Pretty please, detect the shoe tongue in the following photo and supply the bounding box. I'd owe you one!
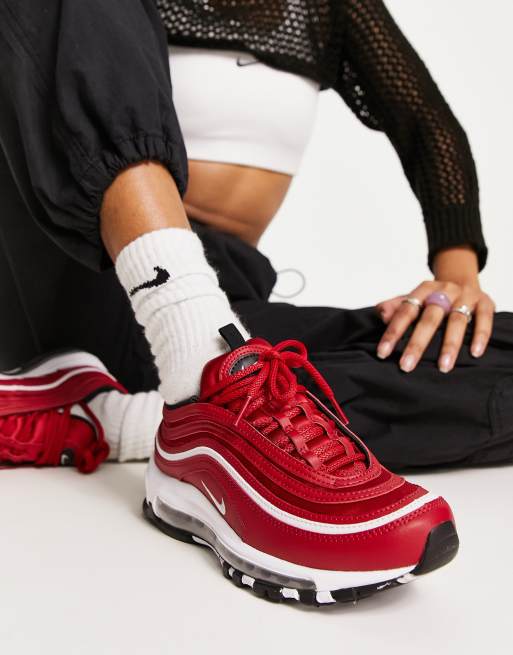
[200,338,270,394]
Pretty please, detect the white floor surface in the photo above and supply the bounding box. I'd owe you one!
[1,461,511,655]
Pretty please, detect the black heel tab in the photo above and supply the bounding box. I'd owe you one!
[219,324,247,351]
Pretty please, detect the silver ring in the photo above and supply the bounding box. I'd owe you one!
[451,304,473,323]
[401,297,422,310]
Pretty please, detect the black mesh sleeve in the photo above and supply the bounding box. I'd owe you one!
[335,0,487,270]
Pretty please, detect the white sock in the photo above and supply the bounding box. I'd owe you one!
[88,390,163,462]
[115,228,249,404]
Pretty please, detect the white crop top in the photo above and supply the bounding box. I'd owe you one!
[168,46,320,175]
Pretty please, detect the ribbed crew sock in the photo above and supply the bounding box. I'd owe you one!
[87,390,163,461]
[115,227,250,405]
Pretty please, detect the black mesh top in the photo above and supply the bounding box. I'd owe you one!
[156,0,487,269]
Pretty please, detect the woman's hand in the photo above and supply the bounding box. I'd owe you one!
[375,246,495,373]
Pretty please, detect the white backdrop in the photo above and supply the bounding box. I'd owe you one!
[261,0,513,312]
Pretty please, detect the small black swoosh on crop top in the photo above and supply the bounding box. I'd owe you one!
[236,57,259,67]
[129,266,171,297]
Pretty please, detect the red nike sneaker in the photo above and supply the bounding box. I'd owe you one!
[0,351,126,473]
[144,325,459,606]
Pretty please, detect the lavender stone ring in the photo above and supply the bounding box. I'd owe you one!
[424,291,452,316]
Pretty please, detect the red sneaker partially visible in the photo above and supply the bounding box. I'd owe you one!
[145,325,459,606]
[0,351,126,473]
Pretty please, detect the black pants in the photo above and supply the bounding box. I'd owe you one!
[2,149,513,470]
[1,1,513,470]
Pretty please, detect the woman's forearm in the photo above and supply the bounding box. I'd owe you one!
[100,161,190,262]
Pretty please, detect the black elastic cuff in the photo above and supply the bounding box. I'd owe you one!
[76,132,189,271]
[425,204,488,272]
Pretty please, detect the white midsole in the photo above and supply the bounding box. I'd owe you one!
[0,351,110,390]
[0,351,108,381]
[145,457,415,593]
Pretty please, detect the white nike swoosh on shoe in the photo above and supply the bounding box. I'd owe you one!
[157,443,439,535]
[201,480,226,515]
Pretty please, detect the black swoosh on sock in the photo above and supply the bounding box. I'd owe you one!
[129,266,171,297]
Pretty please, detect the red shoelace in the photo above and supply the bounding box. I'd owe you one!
[201,340,366,474]
[0,402,109,474]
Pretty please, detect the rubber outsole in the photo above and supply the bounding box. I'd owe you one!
[142,500,459,606]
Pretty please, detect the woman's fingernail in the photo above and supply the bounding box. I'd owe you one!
[471,342,484,358]
[439,354,453,373]
[377,341,392,359]
[400,354,415,372]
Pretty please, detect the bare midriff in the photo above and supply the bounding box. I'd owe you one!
[183,160,293,246]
